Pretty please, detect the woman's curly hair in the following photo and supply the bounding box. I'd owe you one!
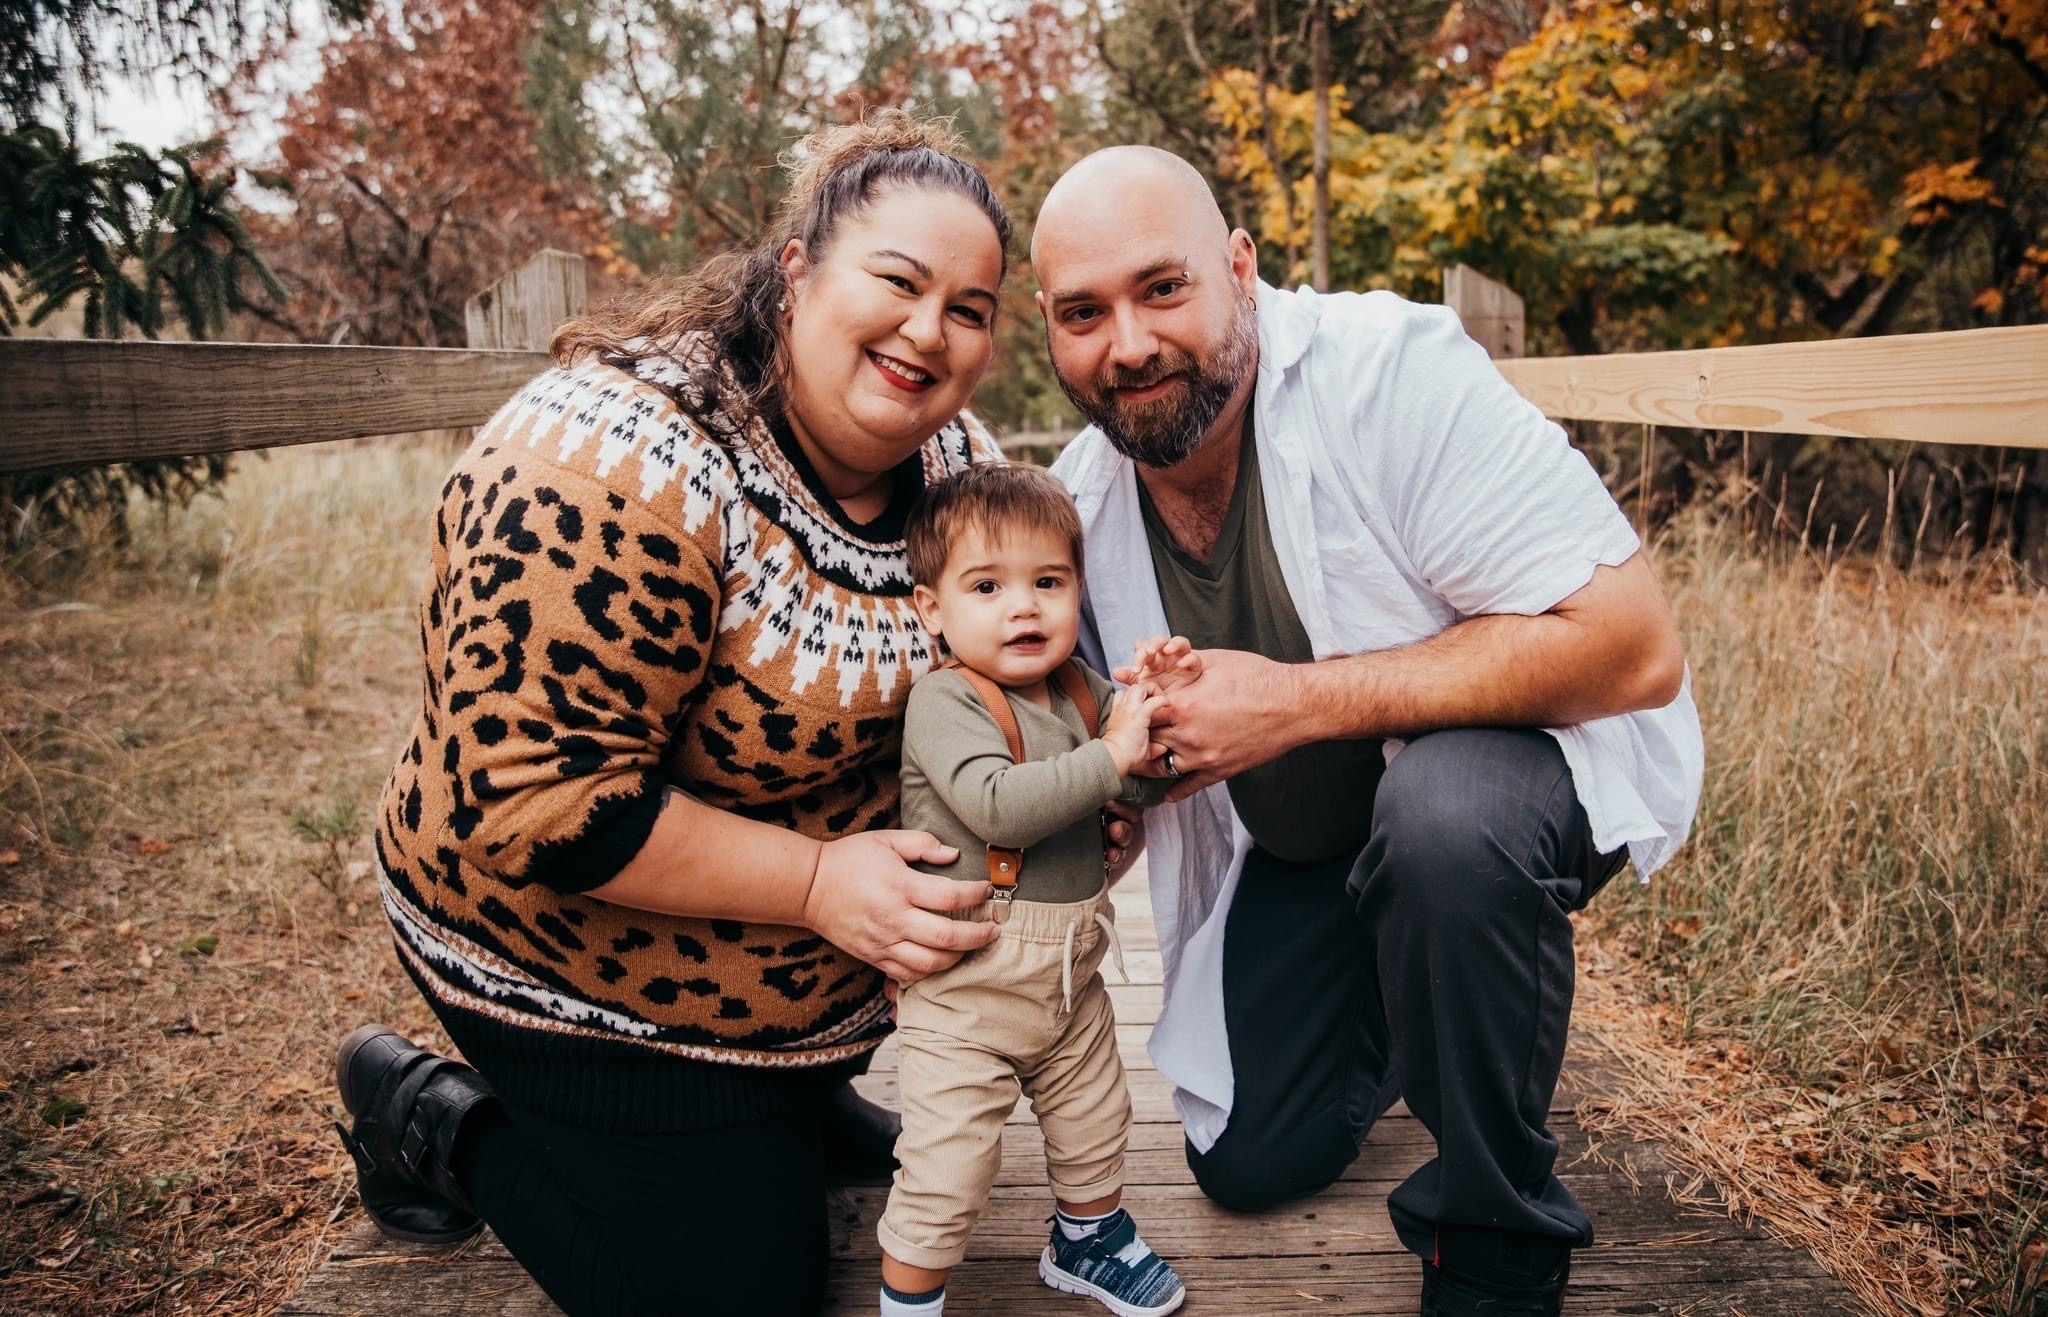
[550,110,1013,447]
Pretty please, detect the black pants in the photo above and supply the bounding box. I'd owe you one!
[1185,728,1624,1260]
[454,1093,830,1317]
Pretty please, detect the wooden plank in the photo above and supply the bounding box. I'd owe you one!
[0,340,546,474]
[998,428,1077,453]
[282,1108,1855,1316]
[278,870,1858,1317]
[1497,323,2048,448]
[280,1243,1856,1317]
[465,250,587,352]
[1443,264,1525,359]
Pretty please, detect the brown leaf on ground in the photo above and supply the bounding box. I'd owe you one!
[261,1075,322,1106]
[1897,1143,1945,1188]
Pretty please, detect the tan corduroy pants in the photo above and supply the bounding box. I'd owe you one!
[877,887,1133,1272]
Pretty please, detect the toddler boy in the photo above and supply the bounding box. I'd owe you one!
[881,463,1192,1317]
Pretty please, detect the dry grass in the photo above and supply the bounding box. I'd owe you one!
[1,437,462,1316]
[1578,510,2048,1316]
[1,441,2043,1315]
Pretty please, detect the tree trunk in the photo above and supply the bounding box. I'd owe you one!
[1256,0,1299,278]
[1310,0,1331,292]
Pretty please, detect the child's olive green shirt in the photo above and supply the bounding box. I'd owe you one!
[898,664,1172,904]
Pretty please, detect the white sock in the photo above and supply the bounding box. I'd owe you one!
[879,1282,944,1316]
[1056,1207,1118,1241]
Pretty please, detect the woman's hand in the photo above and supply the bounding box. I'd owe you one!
[803,831,1000,984]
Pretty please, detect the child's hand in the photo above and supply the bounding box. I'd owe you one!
[1124,635,1204,692]
[1101,680,1167,777]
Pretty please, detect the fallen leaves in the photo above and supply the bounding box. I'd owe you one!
[260,1074,322,1107]
[1896,1143,1946,1189]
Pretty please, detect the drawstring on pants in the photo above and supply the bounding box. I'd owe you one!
[1060,913,1128,1015]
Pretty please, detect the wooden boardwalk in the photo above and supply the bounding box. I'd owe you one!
[282,878,1859,1316]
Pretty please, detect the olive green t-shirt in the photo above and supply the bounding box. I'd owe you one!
[1136,413,1385,864]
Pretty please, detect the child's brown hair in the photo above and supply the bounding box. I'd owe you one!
[905,463,1085,588]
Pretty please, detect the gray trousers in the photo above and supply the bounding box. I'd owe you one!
[1184,728,1625,1262]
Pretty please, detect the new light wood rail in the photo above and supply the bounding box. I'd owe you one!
[2,323,2044,475]
[1495,323,2048,449]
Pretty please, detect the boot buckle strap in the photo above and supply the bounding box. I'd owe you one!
[399,1111,435,1179]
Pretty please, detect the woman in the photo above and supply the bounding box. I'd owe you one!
[332,113,1029,1315]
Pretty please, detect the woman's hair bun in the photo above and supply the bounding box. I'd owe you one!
[776,108,970,226]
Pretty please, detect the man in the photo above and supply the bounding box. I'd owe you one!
[1032,146,1703,1316]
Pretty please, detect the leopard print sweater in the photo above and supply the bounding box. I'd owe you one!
[375,350,997,1123]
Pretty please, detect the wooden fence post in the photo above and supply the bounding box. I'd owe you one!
[1442,264,1524,360]
[465,250,588,352]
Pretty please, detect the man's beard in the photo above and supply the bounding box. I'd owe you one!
[1052,296,1258,469]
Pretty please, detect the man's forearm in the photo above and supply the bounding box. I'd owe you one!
[1292,606,1682,744]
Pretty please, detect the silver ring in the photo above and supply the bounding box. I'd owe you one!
[1162,749,1180,778]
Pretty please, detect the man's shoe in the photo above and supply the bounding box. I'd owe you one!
[333,1024,495,1246]
[1420,1248,1570,1316]
[1038,1208,1186,1317]
[820,1080,900,1181]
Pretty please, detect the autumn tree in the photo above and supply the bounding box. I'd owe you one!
[0,0,316,559]
[1085,0,1449,279]
[230,0,607,347]
[1192,0,2044,564]
[523,0,958,275]
[1208,0,2046,349]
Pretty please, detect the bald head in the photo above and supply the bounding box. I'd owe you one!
[1031,146,1230,277]
[1031,146,1261,471]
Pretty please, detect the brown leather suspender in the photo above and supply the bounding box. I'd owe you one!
[947,661,1101,914]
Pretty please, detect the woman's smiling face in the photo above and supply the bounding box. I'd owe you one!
[779,186,1005,491]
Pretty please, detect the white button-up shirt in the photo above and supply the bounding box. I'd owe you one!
[1052,282,1704,1153]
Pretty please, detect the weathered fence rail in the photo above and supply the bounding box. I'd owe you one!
[0,341,549,472]
[2,254,2045,476]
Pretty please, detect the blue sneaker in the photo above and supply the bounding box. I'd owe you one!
[1038,1208,1186,1316]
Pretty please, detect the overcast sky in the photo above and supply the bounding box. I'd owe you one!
[80,0,332,158]
[88,69,215,153]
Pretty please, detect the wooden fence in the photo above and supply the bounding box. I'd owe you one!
[1,252,2044,477]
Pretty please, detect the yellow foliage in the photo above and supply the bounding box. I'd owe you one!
[1902,159,1998,212]
[1610,64,1651,101]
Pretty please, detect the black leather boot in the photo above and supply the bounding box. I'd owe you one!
[1420,1228,1572,1316]
[820,1080,900,1181]
[333,1024,495,1246]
